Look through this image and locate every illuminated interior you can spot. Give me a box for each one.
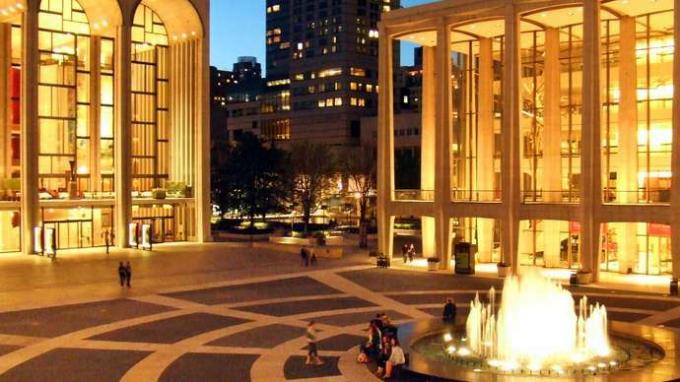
[0,0,206,253]
[386,1,677,276]
[0,2,22,252]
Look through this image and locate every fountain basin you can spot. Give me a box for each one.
[397,319,680,381]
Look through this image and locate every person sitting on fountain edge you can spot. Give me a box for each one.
[442,298,456,324]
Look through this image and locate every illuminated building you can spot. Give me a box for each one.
[0,0,211,254]
[377,0,680,280]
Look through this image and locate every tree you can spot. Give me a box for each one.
[290,141,336,235]
[213,132,290,228]
[339,145,376,248]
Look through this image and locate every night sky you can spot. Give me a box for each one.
[210,0,440,72]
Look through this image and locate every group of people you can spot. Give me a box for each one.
[300,247,317,267]
[401,243,416,263]
[357,313,406,380]
[117,261,133,288]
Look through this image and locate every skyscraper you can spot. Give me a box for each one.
[255,0,400,145]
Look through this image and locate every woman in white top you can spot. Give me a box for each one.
[383,337,406,379]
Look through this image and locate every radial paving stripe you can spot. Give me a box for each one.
[164,276,342,305]
[0,299,172,338]
[89,312,249,344]
[234,296,377,317]
[1,348,150,382]
[159,353,259,382]
[284,355,342,380]
[208,323,307,348]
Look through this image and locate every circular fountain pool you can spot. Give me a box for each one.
[398,320,680,381]
[411,327,663,377]
[396,271,680,381]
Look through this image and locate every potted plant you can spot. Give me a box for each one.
[497,262,511,277]
[152,188,167,200]
[427,257,440,271]
[576,270,592,285]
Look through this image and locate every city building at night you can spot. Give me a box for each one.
[0,0,211,255]
[227,0,400,145]
[377,0,680,282]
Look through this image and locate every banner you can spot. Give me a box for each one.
[141,224,152,250]
[44,228,56,256]
[129,223,139,247]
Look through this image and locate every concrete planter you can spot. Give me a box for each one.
[497,264,511,278]
[576,271,593,285]
[427,259,440,271]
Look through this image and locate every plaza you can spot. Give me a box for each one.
[0,244,678,381]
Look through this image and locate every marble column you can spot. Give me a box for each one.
[543,28,562,267]
[196,35,212,242]
[617,16,639,274]
[0,24,9,179]
[580,0,604,282]
[21,2,39,255]
[435,21,453,269]
[477,37,495,262]
[671,0,680,279]
[421,45,436,259]
[501,5,521,271]
[377,24,395,259]
[114,23,132,248]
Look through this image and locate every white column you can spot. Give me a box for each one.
[196,36,212,242]
[477,37,495,262]
[420,45,436,259]
[501,5,521,271]
[580,0,603,281]
[671,0,680,279]
[0,24,9,179]
[617,16,639,274]
[377,24,395,259]
[21,2,39,255]
[115,23,132,248]
[435,21,453,269]
[543,28,562,268]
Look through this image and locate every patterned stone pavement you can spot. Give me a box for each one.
[1,261,680,381]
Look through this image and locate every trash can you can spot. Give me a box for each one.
[454,242,476,275]
[569,272,579,286]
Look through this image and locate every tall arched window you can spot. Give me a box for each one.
[131,4,169,192]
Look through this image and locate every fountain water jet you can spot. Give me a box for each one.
[466,270,610,371]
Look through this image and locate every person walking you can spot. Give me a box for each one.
[118,262,126,287]
[305,321,324,365]
[300,247,309,267]
[442,298,456,323]
[407,243,415,263]
[401,243,408,263]
[124,261,132,288]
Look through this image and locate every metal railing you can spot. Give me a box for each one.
[450,189,501,202]
[394,189,435,202]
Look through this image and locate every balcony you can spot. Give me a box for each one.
[451,189,501,203]
[394,189,435,202]
[521,190,580,204]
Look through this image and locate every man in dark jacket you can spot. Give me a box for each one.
[442,298,456,323]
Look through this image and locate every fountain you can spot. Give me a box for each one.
[396,270,680,381]
[463,271,611,373]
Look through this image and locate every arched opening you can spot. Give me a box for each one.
[36,0,121,250]
[130,0,204,243]
[0,0,24,253]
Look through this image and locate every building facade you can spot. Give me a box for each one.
[378,0,680,282]
[235,0,400,145]
[0,0,211,255]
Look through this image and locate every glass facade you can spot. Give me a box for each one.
[384,1,679,277]
[131,4,170,193]
[0,0,207,254]
[450,25,503,202]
